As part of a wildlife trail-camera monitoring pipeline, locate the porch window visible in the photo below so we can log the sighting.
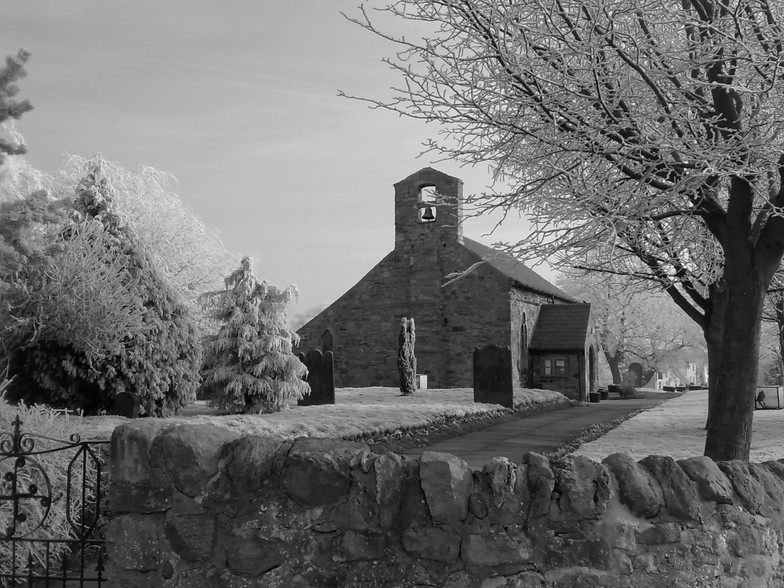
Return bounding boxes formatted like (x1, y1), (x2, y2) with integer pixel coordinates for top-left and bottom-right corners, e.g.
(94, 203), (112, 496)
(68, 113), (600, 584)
(543, 357), (567, 376)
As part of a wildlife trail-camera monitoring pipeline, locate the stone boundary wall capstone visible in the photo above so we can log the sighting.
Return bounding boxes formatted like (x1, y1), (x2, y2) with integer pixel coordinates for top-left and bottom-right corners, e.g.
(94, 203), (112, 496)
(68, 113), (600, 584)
(107, 421), (784, 587)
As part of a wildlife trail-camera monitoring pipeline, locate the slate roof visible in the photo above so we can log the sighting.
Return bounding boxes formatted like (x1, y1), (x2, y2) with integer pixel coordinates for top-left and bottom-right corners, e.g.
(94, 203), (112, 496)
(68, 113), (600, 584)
(529, 303), (593, 351)
(461, 238), (574, 302)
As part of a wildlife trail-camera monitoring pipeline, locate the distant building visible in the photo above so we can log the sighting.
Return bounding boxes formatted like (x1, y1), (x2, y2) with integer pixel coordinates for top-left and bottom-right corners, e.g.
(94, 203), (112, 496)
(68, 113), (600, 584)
(652, 362), (709, 389)
(296, 168), (598, 400)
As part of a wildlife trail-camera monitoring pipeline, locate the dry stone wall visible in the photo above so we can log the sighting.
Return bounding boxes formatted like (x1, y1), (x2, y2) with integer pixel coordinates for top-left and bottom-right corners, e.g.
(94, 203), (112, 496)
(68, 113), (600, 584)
(108, 421), (784, 587)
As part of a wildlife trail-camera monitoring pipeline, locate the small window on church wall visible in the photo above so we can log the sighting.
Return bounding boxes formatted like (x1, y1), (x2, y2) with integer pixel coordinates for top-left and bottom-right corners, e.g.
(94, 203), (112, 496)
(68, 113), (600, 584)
(418, 185), (437, 223)
(543, 357), (567, 376)
(519, 319), (528, 376)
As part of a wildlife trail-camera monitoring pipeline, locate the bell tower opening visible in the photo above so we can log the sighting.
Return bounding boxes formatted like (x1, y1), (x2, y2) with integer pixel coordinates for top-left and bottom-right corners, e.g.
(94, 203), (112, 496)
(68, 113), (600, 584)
(394, 167), (464, 250)
(418, 185), (437, 223)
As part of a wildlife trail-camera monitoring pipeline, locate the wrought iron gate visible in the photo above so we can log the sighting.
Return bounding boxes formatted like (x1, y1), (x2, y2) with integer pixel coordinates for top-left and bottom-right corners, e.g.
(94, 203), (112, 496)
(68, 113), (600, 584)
(1, 415), (109, 586)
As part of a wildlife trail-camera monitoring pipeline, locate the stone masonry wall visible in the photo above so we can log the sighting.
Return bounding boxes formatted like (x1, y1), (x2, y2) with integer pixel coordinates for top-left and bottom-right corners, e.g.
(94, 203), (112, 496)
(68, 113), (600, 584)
(296, 251), (407, 387)
(109, 421), (784, 587)
(296, 242), (522, 389)
(509, 288), (552, 388)
(438, 250), (515, 388)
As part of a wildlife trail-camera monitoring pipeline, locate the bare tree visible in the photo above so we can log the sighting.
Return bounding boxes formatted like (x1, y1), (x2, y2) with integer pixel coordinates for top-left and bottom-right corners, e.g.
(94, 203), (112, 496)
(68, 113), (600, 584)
(560, 272), (704, 385)
(348, 0), (784, 460)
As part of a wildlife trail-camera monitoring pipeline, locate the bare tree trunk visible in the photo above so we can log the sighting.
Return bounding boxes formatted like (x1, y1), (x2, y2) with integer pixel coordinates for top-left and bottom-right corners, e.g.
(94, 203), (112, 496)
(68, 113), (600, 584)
(703, 283), (726, 430)
(604, 350), (623, 385)
(703, 266), (765, 461)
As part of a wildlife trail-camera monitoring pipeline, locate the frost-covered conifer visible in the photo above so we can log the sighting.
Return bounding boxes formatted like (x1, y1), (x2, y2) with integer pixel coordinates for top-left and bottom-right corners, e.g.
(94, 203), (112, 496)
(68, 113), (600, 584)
(0, 49), (32, 164)
(398, 317), (416, 396)
(200, 256), (309, 413)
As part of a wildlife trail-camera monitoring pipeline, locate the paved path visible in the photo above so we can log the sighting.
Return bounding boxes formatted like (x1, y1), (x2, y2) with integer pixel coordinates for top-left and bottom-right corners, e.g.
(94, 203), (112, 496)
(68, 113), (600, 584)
(403, 396), (673, 469)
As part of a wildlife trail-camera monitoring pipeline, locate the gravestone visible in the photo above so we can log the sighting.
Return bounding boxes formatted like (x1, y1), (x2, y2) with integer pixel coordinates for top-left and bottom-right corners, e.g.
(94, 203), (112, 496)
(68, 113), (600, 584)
(113, 391), (140, 419)
(628, 363), (643, 387)
(297, 349), (336, 406)
(473, 344), (513, 408)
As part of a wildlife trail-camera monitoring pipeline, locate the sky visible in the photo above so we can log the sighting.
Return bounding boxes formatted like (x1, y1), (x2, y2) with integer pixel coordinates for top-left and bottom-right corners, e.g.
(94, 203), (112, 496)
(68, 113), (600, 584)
(0, 1), (549, 316)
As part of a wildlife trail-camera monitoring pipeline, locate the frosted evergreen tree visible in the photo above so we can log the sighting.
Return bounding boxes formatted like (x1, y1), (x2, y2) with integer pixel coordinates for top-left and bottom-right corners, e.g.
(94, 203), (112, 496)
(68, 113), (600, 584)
(398, 317), (416, 395)
(201, 256), (309, 413)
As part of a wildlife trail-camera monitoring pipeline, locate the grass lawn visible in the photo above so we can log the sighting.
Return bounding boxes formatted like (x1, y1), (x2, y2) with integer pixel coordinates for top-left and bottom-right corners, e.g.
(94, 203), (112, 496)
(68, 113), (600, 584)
(575, 388), (784, 462)
(75, 387), (568, 440)
(9, 387), (781, 462)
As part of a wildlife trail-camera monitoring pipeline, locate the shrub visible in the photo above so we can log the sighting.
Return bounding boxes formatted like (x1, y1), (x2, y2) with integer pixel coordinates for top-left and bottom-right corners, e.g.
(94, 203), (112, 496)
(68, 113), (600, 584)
(619, 385), (639, 399)
(200, 256), (309, 413)
(3, 159), (201, 415)
(398, 317), (417, 395)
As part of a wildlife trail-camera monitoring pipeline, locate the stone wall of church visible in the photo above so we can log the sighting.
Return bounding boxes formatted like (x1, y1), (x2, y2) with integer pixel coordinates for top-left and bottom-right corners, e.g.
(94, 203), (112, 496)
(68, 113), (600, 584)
(510, 288), (559, 388)
(296, 244), (517, 389)
(437, 253), (513, 387)
(295, 251), (407, 387)
(295, 245), (574, 389)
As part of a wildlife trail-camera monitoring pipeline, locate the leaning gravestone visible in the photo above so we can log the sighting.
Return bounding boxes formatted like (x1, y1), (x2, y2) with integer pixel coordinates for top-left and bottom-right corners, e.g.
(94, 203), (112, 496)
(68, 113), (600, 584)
(628, 362), (643, 388)
(297, 349), (336, 406)
(473, 344), (513, 408)
(113, 391), (140, 419)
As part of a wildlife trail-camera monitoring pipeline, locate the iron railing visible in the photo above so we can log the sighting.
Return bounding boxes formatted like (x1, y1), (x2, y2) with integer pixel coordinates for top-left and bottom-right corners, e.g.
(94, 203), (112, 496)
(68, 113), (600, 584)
(0, 415), (109, 586)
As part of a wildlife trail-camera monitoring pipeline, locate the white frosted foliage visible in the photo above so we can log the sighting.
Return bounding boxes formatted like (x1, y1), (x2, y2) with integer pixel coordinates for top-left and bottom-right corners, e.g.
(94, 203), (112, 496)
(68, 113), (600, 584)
(201, 256), (309, 413)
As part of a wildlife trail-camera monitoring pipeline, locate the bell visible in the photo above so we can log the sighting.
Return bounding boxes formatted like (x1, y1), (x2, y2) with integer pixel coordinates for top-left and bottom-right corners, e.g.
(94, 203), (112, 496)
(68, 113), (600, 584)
(421, 206), (435, 221)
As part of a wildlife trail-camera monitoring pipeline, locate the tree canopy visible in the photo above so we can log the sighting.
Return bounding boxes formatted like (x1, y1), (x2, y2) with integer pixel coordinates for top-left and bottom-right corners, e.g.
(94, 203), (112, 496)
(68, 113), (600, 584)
(351, 0), (784, 459)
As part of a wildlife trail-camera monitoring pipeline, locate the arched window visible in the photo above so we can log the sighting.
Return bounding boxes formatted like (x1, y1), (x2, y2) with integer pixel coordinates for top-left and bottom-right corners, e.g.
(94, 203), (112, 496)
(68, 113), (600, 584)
(519, 316), (528, 384)
(321, 329), (334, 353)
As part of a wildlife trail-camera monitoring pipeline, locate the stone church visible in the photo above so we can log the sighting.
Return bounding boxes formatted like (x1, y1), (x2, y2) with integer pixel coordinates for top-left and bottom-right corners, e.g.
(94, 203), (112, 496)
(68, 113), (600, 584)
(296, 168), (597, 400)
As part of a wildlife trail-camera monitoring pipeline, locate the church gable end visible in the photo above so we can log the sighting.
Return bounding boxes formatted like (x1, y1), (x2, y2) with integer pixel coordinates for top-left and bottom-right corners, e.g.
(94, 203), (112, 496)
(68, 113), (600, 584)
(295, 251), (406, 386)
